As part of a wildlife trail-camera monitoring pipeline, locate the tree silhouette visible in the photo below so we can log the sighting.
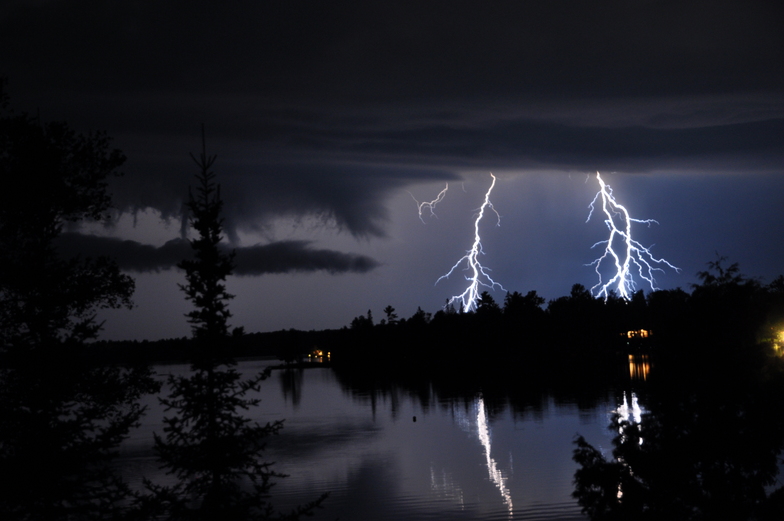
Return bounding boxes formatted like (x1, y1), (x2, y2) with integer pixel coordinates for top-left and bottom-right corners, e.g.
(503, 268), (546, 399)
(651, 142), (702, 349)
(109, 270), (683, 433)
(573, 371), (784, 521)
(475, 291), (501, 316)
(0, 78), (158, 519)
(147, 130), (325, 520)
(573, 261), (784, 520)
(383, 305), (398, 325)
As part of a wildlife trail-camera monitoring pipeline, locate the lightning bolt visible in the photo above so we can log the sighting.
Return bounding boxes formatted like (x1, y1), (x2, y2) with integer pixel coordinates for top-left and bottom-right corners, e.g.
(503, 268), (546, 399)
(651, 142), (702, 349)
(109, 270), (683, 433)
(437, 173), (505, 312)
(411, 183), (449, 223)
(587, 172), (679, 300)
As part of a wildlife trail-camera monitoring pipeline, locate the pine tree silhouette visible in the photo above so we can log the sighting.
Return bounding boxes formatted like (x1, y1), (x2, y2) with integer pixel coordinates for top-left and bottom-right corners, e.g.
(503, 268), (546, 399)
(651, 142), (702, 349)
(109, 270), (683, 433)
(145, 128), (325, 520)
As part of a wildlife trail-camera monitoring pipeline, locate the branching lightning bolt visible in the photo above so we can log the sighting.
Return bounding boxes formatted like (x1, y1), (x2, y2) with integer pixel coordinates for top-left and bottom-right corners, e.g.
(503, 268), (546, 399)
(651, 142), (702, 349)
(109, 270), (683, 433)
(587, 172), (679, 300)
(411, 183), (449, 223)
(437, 173), (505, 312)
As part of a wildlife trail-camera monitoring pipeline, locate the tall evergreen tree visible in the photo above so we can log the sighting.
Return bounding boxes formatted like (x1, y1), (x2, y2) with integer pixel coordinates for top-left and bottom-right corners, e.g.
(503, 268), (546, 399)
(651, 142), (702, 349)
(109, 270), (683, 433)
(147, 131), (325, 520)
(0, 77), (158, 520)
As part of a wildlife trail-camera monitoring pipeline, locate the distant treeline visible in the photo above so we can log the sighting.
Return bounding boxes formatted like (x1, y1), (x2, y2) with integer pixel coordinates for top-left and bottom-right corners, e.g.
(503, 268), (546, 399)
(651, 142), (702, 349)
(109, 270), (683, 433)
(95, 260), (784, 380)
(335, 282), (780, 375)
(88, 328), (337, 365)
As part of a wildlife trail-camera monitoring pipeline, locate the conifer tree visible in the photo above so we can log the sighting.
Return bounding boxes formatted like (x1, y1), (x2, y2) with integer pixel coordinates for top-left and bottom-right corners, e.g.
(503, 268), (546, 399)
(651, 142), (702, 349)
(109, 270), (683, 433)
(148, 130), (325, 520)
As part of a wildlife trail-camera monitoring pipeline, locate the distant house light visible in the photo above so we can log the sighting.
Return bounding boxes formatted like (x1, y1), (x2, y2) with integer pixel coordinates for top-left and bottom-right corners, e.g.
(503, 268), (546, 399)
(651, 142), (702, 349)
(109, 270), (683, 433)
(774, 330), (784, 354)
(308, 349), (330, 363)
(625, 329), (650, 339)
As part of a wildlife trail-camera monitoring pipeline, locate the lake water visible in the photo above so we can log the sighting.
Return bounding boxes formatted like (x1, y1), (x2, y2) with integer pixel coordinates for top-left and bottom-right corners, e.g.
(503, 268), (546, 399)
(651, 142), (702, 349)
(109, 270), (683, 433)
(120, 359), (642, 521)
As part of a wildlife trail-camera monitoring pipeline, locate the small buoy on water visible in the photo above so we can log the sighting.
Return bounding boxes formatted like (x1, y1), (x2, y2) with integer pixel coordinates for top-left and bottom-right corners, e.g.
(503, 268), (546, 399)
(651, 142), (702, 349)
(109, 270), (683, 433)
(413, 416), (417, 422)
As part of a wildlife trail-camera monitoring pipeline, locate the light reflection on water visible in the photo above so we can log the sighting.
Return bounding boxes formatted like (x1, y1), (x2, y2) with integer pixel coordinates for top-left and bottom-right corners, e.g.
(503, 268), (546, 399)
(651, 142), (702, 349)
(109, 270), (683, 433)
(628, 354), (650, 381)
(476, 397), (514, 517)
(615, 391), (644, 427)
(120, 360), (627, 521)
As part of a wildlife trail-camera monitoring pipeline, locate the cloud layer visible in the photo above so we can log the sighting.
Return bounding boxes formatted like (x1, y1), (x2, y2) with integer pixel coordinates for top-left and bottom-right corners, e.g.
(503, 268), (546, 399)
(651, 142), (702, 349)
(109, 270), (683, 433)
(56, 233), (379, 276)
(3, 1), (783, 242)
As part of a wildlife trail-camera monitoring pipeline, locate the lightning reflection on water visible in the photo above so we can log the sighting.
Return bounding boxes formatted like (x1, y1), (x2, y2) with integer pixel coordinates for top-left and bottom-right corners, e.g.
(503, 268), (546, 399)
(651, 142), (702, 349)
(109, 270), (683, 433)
(476, 396), (514, 518)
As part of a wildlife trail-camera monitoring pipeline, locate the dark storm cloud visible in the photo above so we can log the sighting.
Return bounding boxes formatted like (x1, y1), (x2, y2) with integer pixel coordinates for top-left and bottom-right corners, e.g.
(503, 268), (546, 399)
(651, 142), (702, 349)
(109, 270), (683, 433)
(101, 102), (783, 238)
(3, 1), (783, 239)
(108, 159), (458, 240)
(56, 233), (379, 275)
(55, 234), (188, 272)
(236, 240), (379, 275)
(36, 96), (780, 240)
(4, 1), (782, 98)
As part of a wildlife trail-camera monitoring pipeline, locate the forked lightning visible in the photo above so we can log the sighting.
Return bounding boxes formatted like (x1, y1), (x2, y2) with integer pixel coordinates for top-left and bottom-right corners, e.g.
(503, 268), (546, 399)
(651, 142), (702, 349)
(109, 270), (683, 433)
(437, 173), (505, 312)
(411, 183), (449, 223)
(587, 172), (679, 300)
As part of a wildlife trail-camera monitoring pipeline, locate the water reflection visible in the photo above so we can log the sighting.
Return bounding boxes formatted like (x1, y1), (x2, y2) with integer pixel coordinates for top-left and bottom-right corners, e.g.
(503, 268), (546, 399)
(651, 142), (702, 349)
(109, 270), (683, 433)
(476, 396), (514, 517)
(123, 360), (620, 520)
(377, 393), (518, 517)
(627, 354), (650, 381)
(611, 391), (645, 501)
(429, 466), (465, 508)
(574, 348), (784, 520)
(270, 364), (614, 520)
(279, 367), (304, 408)
(614, 391), (643, 431)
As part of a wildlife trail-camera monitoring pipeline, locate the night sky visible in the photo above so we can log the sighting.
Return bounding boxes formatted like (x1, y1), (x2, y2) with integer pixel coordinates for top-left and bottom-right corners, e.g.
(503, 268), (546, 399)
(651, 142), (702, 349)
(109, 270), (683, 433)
(3, 1), (783, 340)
